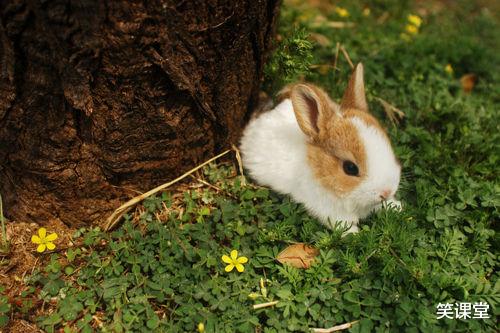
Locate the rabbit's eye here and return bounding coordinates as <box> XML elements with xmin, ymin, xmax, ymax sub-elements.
<box><xmin>343</xmin><ymin>161</ymin><xmax>359</xmax><ymax>176</ymax></box>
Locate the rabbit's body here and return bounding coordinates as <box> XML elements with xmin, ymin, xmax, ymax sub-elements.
<box><xmin>240</xmin><ymin>64</ymin><xmax>401</xmax><ymax>233</ymax></box>
<box><xmin>240</xmin><ymin>99</ymin><xmax>365</xmax><ymax>231</ymax></box>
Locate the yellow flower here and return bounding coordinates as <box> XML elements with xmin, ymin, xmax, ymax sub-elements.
<box><xmin>405</xmin><ymin>24</ymin><xmax>419</xmax><ymax>35</ymax></box>
<box><xmin>31</xmin><ymin>227</ymin><xmax>58</xmax><ymax>253</ymax></box>
<box><xmin>407</xmin><ymin>14</ymin><xmax>422</xmax><ymax>28</ymax></box>
<box><xmin>197</xmin><ymin>322</ymin><xmax>205</xmax><ymax>333</ymax></box>
<box><xmin>334</xmin><ymin>7</ymin><xmax>349</xmax><ymax>18</ymax></box>
<box><xmin>362</xmin><ymin>8</ymin><xmax>371</xmax><ymax>17</ymax></box>
<box><xmin>445</xmin><ymin>64</ymin><xmax>454</xmax><ymax>74</ymax></box>
<box><xmin>259</xmin><ymin>277</ymin><xmax>265</xmax><ymax>289</ymax></box>
<box><xmin>221</xmin><ymin>249</ymin><xmax>248</xmax><ymax>272</ymax></box>
<box><xmin>260</xmin><ymin>277</ymin><xmax>268</xmax><ymax>297</ymax></box>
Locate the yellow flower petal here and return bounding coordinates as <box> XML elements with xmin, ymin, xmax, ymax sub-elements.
<box><xmin>37</xmin><ymin>244</ymin><xmax>46</xmax><ymax>253</ymax></box>
<box><xmin>408</xmin><ymin>14</ymin><xmax>422</xmax><ymax>28</ymax></box>
<box><xmin>235</xmin><ymin>264</ymin><xmax>245</xmax><ymax>272</ymax></box>
<box><xmin>445</xmin><ymin>64</ymin><xmax>453</xmax><ymax>74</ymax></box>
<box><xmin>405</xmin><ymin>24</ymin><xmax>418</xmax><ymax>35</ymax></box>
<box><xmin>237</xmin><ymin>256</ymin><xmax>248</xmax><ymax>264</ymax></box>
<box><xmin>31</xmin><ymin>235</ymin><xmax>42</xmax><ymax>244</ymax></box>
<box><xmin>335</xmin><ymin>7</ymin><xmax>349</xmax><ymax>18</ymax></box>
<box><xmin>225</xmin><ymin>264</ymin><xmax>234</xmax><ymax>272</ymax></box>
<box><xmin>46</xmin><ymin>242</ymin><xmax>56</xmax><ymax>250</ymax></box>
<box><xmin>38</xmin><ymin>227</ymin><xmax>47</xmax><ymax>238</ymax></box>
<box><xmin>222</xmin><ymin>255</ymin><xmax>232</xmax><ymax>264</ymax></box>
<box><xmin>230</xmin><ymin>250</ymin><xmax>238</xmax><ymax>260</ymax></box>
<box><xmin>45</xmin><ymin>233</ymin><xmax>58</xmax><ymax>242</ymax></box>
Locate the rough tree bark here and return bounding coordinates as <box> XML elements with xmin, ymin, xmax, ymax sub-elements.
<box><xmin>0</xmin><ymin>0</ymin><xmax>281</xmax><ymax>226</ymax></box>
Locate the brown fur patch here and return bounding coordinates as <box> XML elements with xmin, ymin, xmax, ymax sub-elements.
<box><xmin>307</xmin><ymin>113</ymin><xmax>367</xmax><ymax>197</ymax></box>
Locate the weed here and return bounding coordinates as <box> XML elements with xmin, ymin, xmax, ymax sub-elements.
<box><xmin>0</xmin><ymin>286</ymin><xmax>10</xmax><ymax>328</ymax></box>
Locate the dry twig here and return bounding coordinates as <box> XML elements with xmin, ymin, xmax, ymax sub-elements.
<box><xmin>332</xmin><ymin>42</ymin><xmax>340</xmax><ymax>71</ymax></box>
<box><xmin>103</xmin><ymin>149</ymin><xmax>232</xmax><ymax>231</ymax></box>
<box><xmin>232</xmin><ymin>144</ymin><xmax>247</xmax><ymax>186</ymax></box>
<box><xmin>340</xmin><ymin>45</ymin><xmax>354</xmax><ymax>69</ymax></box>
<box><xmin>188</xmin><ymin>174</ymin><xmax>237</xmax><ymax>199</ymax></box>
<box><xmin>253</xmin><ymin>301</ymin><xmax>279</xmax><ymax>310</ymax></box>
<box><xmin>374</xmin><ymin>96</ymin><xmax>405</xmax><ymax>125</ymax></box>
<box><xmin>311</xmin><ymin>21</ymin><xmax>355</xmax><ymax>29</ymax></box>
<box><xmin>311</xmin><ymin>320</ymin><xmax>359</xmax><ymax>332</ymax></box>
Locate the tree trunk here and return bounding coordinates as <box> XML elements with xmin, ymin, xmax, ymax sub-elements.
<box><xmin>0</xmin><ymin>0</ymin><xmax>280</xmax><ymax>226</ymax></box>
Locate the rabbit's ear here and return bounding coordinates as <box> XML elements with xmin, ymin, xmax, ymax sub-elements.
<box><xmin>291</xmin><ymin>84</ymin><xmax>339</xmax><ymax>138</ymax></box>
<box><xmin>340</xmin><ymin>63</ymin><xmax>368</xmax><ymax>112</ymax></box>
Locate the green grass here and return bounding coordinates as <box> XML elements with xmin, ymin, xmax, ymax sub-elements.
<box><xmin>3</xmin><ymin>0</ymin><xmax>499</xmax><ymax>332</ymax></box>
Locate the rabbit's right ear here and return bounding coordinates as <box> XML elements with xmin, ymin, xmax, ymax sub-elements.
<box><xmin>290</xmin><ymin>84</ymin><xmax>338</xmax><ymax>138</ymax></box>
<box><xmin>340</xmin><ymin>63</ymin><xmax>368</xmax><ymax>112</ymax></box>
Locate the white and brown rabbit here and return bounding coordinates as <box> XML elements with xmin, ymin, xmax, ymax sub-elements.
<box><xmin>240</xmin><ymin>63</ymin><xmax>401</xmax><ymax>234</ymax></box>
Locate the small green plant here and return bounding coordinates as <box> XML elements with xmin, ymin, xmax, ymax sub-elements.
<box><xmin>263</xmin><ymin>28</ymin><xmax>313</xmax><ymax>94</ymax></box>
<box><xmin>0</xmin><ymin>286</ymin><xmax>10</xmax><ymax>328</ymax></box>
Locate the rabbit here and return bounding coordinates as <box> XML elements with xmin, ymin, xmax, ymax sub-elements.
<box><xmin>239</xmin><ymin>63</ymin><xmax>401</xmax><ymax>234</ymax></box>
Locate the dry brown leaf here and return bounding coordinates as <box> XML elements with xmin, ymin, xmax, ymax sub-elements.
<box><xmin>460</xmin><ymin>74</ymin><xmax>477</xmax><ymax>93</ymax></box>
<box><xmin>276</xmin><ymin>243</ymin><xmax>319</xmax><ymax>269</ymax></box>
<box><xmin>312</xmin><ymin>320</ymin><xmax>359</xmax><ymax>332</ymax></box>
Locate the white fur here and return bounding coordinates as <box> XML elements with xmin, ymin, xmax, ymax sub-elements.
<box><xmin>348</xmin><ymin>117</ymin><xmax>401</xmax><ymax>215</ymax></box>
<box><xmin>239</xmin><ymin>99</ymin><xmax>401</xmax><ymax>234</ymax></box>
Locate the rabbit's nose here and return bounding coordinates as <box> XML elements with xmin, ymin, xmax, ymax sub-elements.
<box><xmin>379</xmin><ymin>189</ymin><xmax>391</xmax><ymax>200</ymax></box>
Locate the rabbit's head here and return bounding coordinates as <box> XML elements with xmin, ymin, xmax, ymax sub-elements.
<box><xmin>290</xmin><ymin>63</ymin><xmax>401</xmax><ymax>211</ymax></box>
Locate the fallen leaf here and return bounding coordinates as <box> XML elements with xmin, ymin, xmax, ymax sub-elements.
<box><xmin>460</xmin><ymin>74</ymin><xmax>477</xmax><ymax>93</ymax></box>
<box><xmin>276</xmin><ymin>243</ymin><xmax>319</xmax><ymax>269</ymax></box>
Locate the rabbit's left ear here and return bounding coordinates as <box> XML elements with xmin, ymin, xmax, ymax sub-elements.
<box><xmin>340</xmin><ymin>63</ymin><xmax>368</xmax><ymax>112</ymax></box>
<box><xmin>290</xmin><ymin>84</ymin><xmax>339</xmax><ymax>138</ymax></box>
